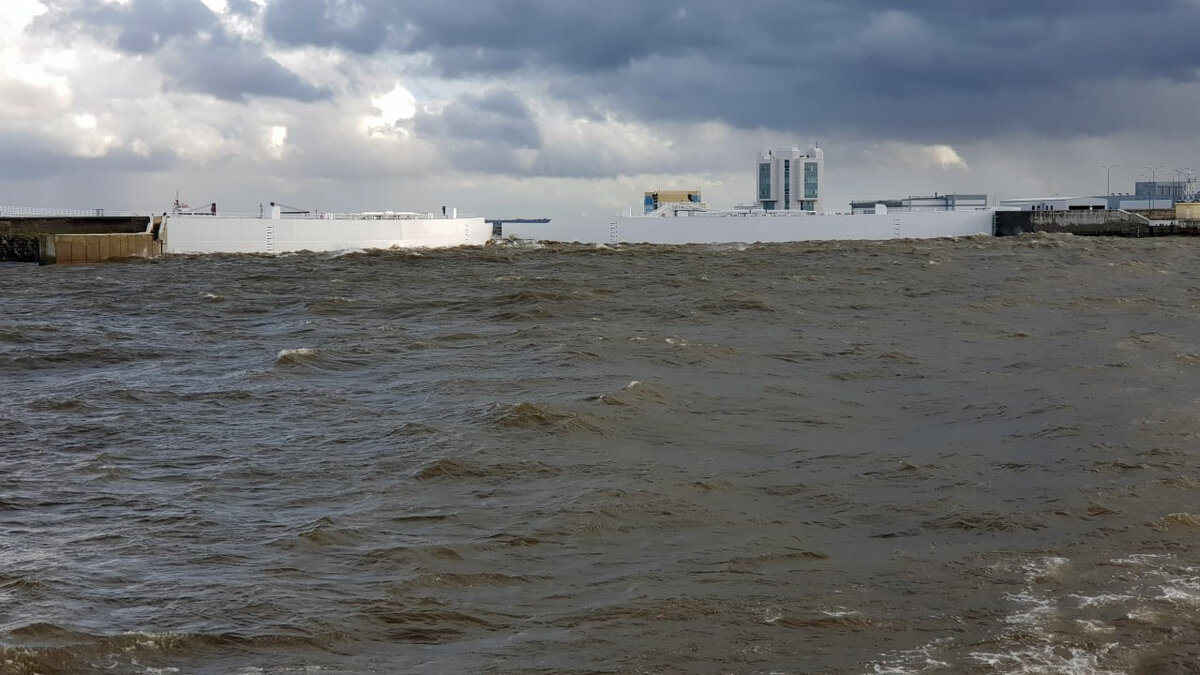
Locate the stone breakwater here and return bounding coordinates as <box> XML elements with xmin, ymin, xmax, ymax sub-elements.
<box><xmin>0</xmin><ymin>234</ymin><xmax>39</xmax><ymax>263</ymax></box>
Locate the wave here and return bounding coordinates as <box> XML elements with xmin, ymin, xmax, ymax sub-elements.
<box><xmin>360</xmin><ymin>602</ymin><xmax>512</xmax><ymax>644</ymax></box>
<box><xmin>923</xmin><ymin>512</ymin><xmax>1047</xmax><ymax>533</ymax></box>
<box><xmin>274</xmin><ymin>347</ymin><xmax>319</xmax><ymax>365</ymax></box>
<box><xmin>721</xmin><ymin>550</ymin><xmax>829</xmax><ymax>571</ymax></box>
<box><xmin>491</xmin><ymin>402</ymin><xmax>606</xmax><ymax>434</ymax></box>
<box><xmin>1150</xmin><ymin>512</ymin><xmax>1200</xmax><ymax>532</ymax></box>
<box><xmin>2</xmin><ymin>347</ymin><xmax>163</xmax><ymax>372</ymax></box>
<box><xmin>0</xmin><ymin>627</ymin><xmax>327</xmax><ymax>675</ymax></box>
<box><xmin>586</xmin><ymin>379</ymin><xmax>669</xmax><ymax>407</ymax></box>
<box><xmin>698</xmin><ymin>290</ymin><xmax>775</xmax><ymax>313</ymax></box>
<box><xmin>413</xmin><ymin>458</ymin><xmax>565</xmax><ymax>481</ymax></box>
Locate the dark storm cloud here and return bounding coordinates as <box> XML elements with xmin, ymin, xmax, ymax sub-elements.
<box><xmin>414</xmin><ymin>89</ymin><xmax>542</xmax><ymax>149</ymax></box>
<box><xmin>40</xmin><ymin>0</ymin><xmax>221</xmax><ymax>54</ymax></box>
<box><xmin>37</xmin><ymin>0</ymin><xmax>329</xmax><ymax>102</ymax></box>
<box><xmin>263</xmin><ymin>0</ymin><xmax>396</xmax><ymax>53</ymax></box>
<box><xmin>161</xmin><ymin>35</ymin><xmax>330</xmax><ymax>102</ymax></box>
<box><xmin>263</xmin><ymin>0</ymin><xmax>721</xmax><ymax>72</ymax></box>
<box><xmin>258</xmin><ymin>0</ymin><xmax>1200</xmax><ymax>139</ymax></box>
<box><xmin>407</xmin><ymin>89</ymin><xmax>542</xmax><ymax>175</ymax></box>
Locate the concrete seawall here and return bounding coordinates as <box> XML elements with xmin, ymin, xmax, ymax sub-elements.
<box><xmin>994</xmin><ymin>210</ymin><xmax>1148</xmax><ymax>237</ymax></box>
<box><xmin>0</xmin><ymin>216</ymin><xmax>154</xmax><ymax>235</ymax></box>
<box><xmin>38</xmin><ymin>233</ymin><xmax>162</xmax><ymax>265</ymax></box>
<box><xmin>1</xmin><ymin>215</ymin><xmax>163</xmax><ymax>264</ymax></box>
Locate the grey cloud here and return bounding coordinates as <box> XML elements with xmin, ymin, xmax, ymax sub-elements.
<box><xmin>40</xmin><ymin>0</ymin><xmax>221</xmax><ymax>54</ymax></box>
<box><xmin>408</xmin><ymin>89</ymin><xmax>543</xmax><ymax>177</ymax></box>
<box><xmin>263</xmin><ymin>0</ymin><xmax>396</xmax><ymax>53</ymax></box>
<box><xmin>414</xmin><ymin>89</ymin><xmax>542</xmax><ymax>149</ymax></box>
<box><xmin>37</xmin><ymin>0</ymin><xmax>328</xmax><ymax>102</ymax></box>
<box><xmin>255</xmin><ymin>0</ymin><xmax>1200</xmax><ymax>140</ymax></box>
<box><xmin>0</xmin><ymin>132</ymin><xmax>174</xmax><ymax>181</ymax></box>
<box><xmin>225</xmin><ymin>0</ymin><xmax>261</xmax><ymax>17</ymax></box>
<box><xmin>160</xmin><ymin>36</ymin><xmax>331</xmax><ymax>102</ymax></box>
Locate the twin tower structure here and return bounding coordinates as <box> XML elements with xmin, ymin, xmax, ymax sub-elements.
<box><xmin>755</xmin><ymin>145</ymin><xmax>824</xmax><ymax>213</ymax></box>
<box><xmin>643</xmin><ymin>144</ymin><xmax>825</xmax><ymax>214</ymax></box>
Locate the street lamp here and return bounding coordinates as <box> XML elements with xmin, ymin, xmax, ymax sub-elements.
<box><xmin>1144</xmin><ymin>165</ymin><xmax>1166</xmax><ymax>209</ymax></box>
<box><xmin>1100</xmin><ymin>163</ymin><xmax>1118</xmax><ymax>197</ymax></box>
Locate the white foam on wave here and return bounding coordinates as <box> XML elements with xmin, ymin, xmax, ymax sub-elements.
<box><xmin>868</xmin><ymin>554</ymin><xmax>1131</xmax><ymax>672</ymax></box>
<box><xmin>757</xmin><ymin>605</ymin><xmax>784</xmax><ymax>624</ymax></box>
<box><xmin>1004</xmin><ymin>589</ymin><xmax>1057</xmax><ymax>627</ymax></box>
<box><xmin>276</xmin><ymin>348</ymin><xmax>318</xmax><ymax>364</ymax></box>
<box><xmin>1020</xmin><ymin>556</ymin><xmax>1070</xmax><ymax>580</ymax></box>
<box><xmin>1074</xmin><ymin>619</ymin><xmax>1116</xmax><ymax>634</ymax></box>
<box><xmin>866</xmin><ymin>638</ymin><xmax>954</xmax><ymax>674</ymax></box>
<box><xmin>968</xmin><ymin>643</ymin><xmax>1124</xmax><ymax>675</ymax></box>
<box><xmin>1111</xmin><ymin>553</ymin><xmax>1172</xmax><ymax>567</ymax></box>
<box><xmin>1069</xmin><ymin>592</ymin><xmax>1135</xmax><ymax>608</ymax></box>
<box><xmin>1160</xmin><ymin>576</ymin><xmax>1200</xmax><ymax>605</ymax></box>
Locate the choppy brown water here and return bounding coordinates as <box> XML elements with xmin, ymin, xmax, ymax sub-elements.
<box><xmin>3</xmin><ymin>234</ymin><xmax>1200</xmax><ymax>674</ymax></box>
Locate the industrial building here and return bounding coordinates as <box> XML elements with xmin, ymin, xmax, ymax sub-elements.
<box><xmin>755</xmin><ymin>146</ymin><xmax>823</xmax><ymax>212</ymax></box>
<box><xmin>644</xmin><ymin>190</ymin><xmax>702</xmax><ymax>213</ymax></box>
<box><xmin>849</xmin><ymin>193</ymin><xmax>987</xmax><ymax>214</ymax></box>
<box><xmin>999</xmin><ymin>196</ymin><xmax>1107</xmax><ymax>211</ymax></box>
<box><xmin>1135</xmin><ymin>181</ymin><xmax>1187</xmax><ymax>205</ymax></box>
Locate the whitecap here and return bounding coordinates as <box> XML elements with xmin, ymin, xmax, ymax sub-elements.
<box><xmin>276</xmin><ymin>348</ymin><xmax>318</xmax><ymax>364</ymax></box>
<box><xmin>1070</xmin><ymin>592</ymin><xmax>1135</xmax><ymax>608</ymax></box>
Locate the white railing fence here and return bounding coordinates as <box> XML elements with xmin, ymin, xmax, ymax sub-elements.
<box><xmin>0</xmin><ymin>205</ymin><xmax>148</xmax><ymax>217</ymax></box>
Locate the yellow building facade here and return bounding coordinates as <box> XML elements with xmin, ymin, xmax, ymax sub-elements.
<box><xmin>644</xmin><ymin>190</ymin><xmax>702</xmax><ymax>213</ymax></box>
<box><xmin>1176</xmin><ymin>202</ymin><xmax>1200</xmax><ymax>220</ymax></box>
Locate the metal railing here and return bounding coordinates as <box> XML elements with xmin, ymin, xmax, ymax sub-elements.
<box><xmin>0</xmin><ymin>205</ymin><xmax>147</xmax><ymax>217</ymax></box>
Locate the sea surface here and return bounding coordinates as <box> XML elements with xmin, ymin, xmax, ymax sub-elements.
<box><xmin>3</xmin><ymin>234</ymin><xmax>1200</xmax><ymax>674</ymax></box>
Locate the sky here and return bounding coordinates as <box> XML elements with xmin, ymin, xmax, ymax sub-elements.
<box><xmin>1</xmin><ymin>0</ymin><xmax>1198</xmax><ymax>218</ymax></box>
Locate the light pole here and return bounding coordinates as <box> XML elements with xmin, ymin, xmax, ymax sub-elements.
<box><xmin>1100</xmin><ymin>163</ymin><xmax>1118</xmax><ymax>198</ymax></box>
<box><xmin>1175</xmin><ymin>167</ymin><xmax>1193</xmax><ymax>202</ymax></box>
<box><xmin>1144</xmin><ymin>165</ymin><xmax>1165</xmax><ymax>209</ymax></box>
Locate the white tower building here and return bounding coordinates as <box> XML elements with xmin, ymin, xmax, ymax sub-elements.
<box><xmin>755</xmin><ymin>145</ymin><xmax>823</xmax><ymax>212</ymax></box>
